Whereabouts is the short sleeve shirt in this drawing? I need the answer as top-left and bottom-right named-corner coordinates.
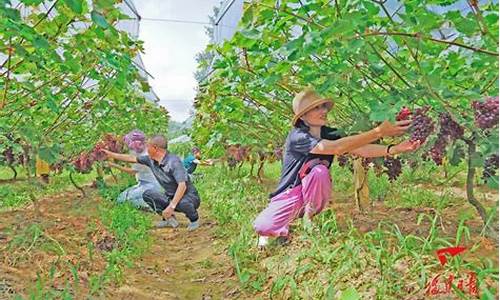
top-left (269, 123), bottom-right (344, 198)
top-left (132, 162), bottom-right (158, 184)
top-left (137, 153), bottom-right (199, 199)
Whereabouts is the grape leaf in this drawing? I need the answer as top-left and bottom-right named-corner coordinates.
top-left (91, 10), bottom-right (109, 29)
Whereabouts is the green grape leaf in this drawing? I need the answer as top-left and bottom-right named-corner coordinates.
top-left (63, 0), bottom-right (83, 14)
top-left (91, 10), bottom-right (109, 29)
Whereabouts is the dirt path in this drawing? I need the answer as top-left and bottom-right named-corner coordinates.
top-left (0, 186), bottom-right (243, 300)
top-left (106, 212), bottom-right (242, 300)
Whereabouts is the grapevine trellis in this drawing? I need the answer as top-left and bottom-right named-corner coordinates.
top-left (0, 1), bottom-right (168, 179)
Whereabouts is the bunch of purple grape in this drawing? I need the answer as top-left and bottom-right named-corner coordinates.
top-left (472, 96), bottom-right (499, 130)
top-left (429, 135), bottom-right (448, 165)
top-left (427, 112), bottom-right (466, 166)
top-left (72, 153), bottom-right (93, 173)
top-left (2, 148), bottom-right (14, 164)
top-left (410, 107), bottom-right (434, 143)
top-left (273, 148), bottom-right (283, 161)
top-left (439, 112), bottom-right (464, 140)
top-left (383, 157), bottom-right (402, 181)
top-left (337, 155), bottom-right (349, 167)
top-left (482, 154), bottom-right (499, 182)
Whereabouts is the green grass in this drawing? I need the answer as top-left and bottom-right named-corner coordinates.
top-left (97, 181), bottom-right (153, 285)
top-left (3, 174), bottom-right (153, 299)
top-left (0, 168), bottom-right (97, 209)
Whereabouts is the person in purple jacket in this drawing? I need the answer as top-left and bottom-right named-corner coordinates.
top-left (253, 89), bottom-right (421, 248)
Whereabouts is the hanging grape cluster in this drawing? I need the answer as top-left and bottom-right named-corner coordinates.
top-left (410, 107), bottom-right (435, 143)
top-left (429, 137), bottom-right (448, 165)
top-left (337, 155), bottom-right (354, 172)
top-left (472, 96), bottom-right (499, 130)
top-left (72, 153), bottom-right (94, 173)
top-left (0, 134), bottom-right (26, 166)
top-left (362, 157), bottom-right (374, 169)
top-left (428, 112), bottom-right (465, 165)
top-left (2, 148), bottom-right (14, 165)
top-left (383, 157), bottom-right (402, 181)
top-left (396, 107), bottom-right (412, 121)
top-left (72, 134), bottom-right (123, 173)
top-left (482, 154), bottom-right (499, 182)
top-left (439, 112), bottom-right (464, 140)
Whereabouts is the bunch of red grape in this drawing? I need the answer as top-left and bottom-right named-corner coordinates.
top-left (227, 156), bottom-right (238, 168)
top-left (1, 134), bottom-right (26, 166)
top-left (410, 107), bottom-right (434, 143)
top-left (51, 160), bottom-right (65, 174)
top-left (482, 154), bottom-right (499, 182)
top-left (73, 134), bottom-right (123, 173)
top-left (472, 96), bottom-right (499, 130)
top-left (91, 142), bottom-right (108, 161)
top-left (20, 144), bottom-right (30, 165)
top-left (90, 134), bottom-right (123, 162)
top-left (396, 106), bottom-right (412, 121)
top-left (102, 134), bottom-right (123, 153)
top-left (336, 155), bottom-right (354, 172)
top-left (72, 153), bottom-right (93, 173)
top-left (383, 157), bottom-right (402, 181)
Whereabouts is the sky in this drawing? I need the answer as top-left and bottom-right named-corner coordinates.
top-left (134, 0), bottom-right (221, 122)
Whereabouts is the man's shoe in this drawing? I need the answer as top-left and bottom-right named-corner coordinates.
top-left (156, 217), bottom-right (179, 228)
top-left (187, 220), bottom-right (200, 231)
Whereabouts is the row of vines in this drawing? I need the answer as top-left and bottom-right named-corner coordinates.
top-left (0, 0), bottom-right (168, 182)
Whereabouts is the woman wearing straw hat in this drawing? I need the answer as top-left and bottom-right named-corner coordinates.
top-left (253, 89), bottom-right (421, 248)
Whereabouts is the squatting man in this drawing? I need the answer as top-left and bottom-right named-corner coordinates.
top-left (103, 135), bottom-right (201, 230)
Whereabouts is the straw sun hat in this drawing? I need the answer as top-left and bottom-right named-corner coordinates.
top-left (292, 89), bottom-right (333, 126)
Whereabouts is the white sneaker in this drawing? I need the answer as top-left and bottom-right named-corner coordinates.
top-left (257, 236), bottom-right (269, 249)
top-left (156, 217), bottom-right (179, 228)
top-left (187, 220), bottom-right (200, 231)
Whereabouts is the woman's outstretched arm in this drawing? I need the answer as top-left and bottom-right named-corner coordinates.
top-left (107, 161), bottom-right (136, 175)
top-left (102, 149), bottom-right (137, 163)
top-left (348, 140), bottom-right (421, 158)
top-left (311, 120), bottom-right (412, 155)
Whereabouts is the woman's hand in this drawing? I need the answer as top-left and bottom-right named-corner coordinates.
top-left (101, 149), bottom-right (114, 160)
top-left (390, 140), bottom-right (421, 155)
top-left (105, 161), bottom-right (118, 168)
top-left (376, 120), bottom-right (412, 137)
